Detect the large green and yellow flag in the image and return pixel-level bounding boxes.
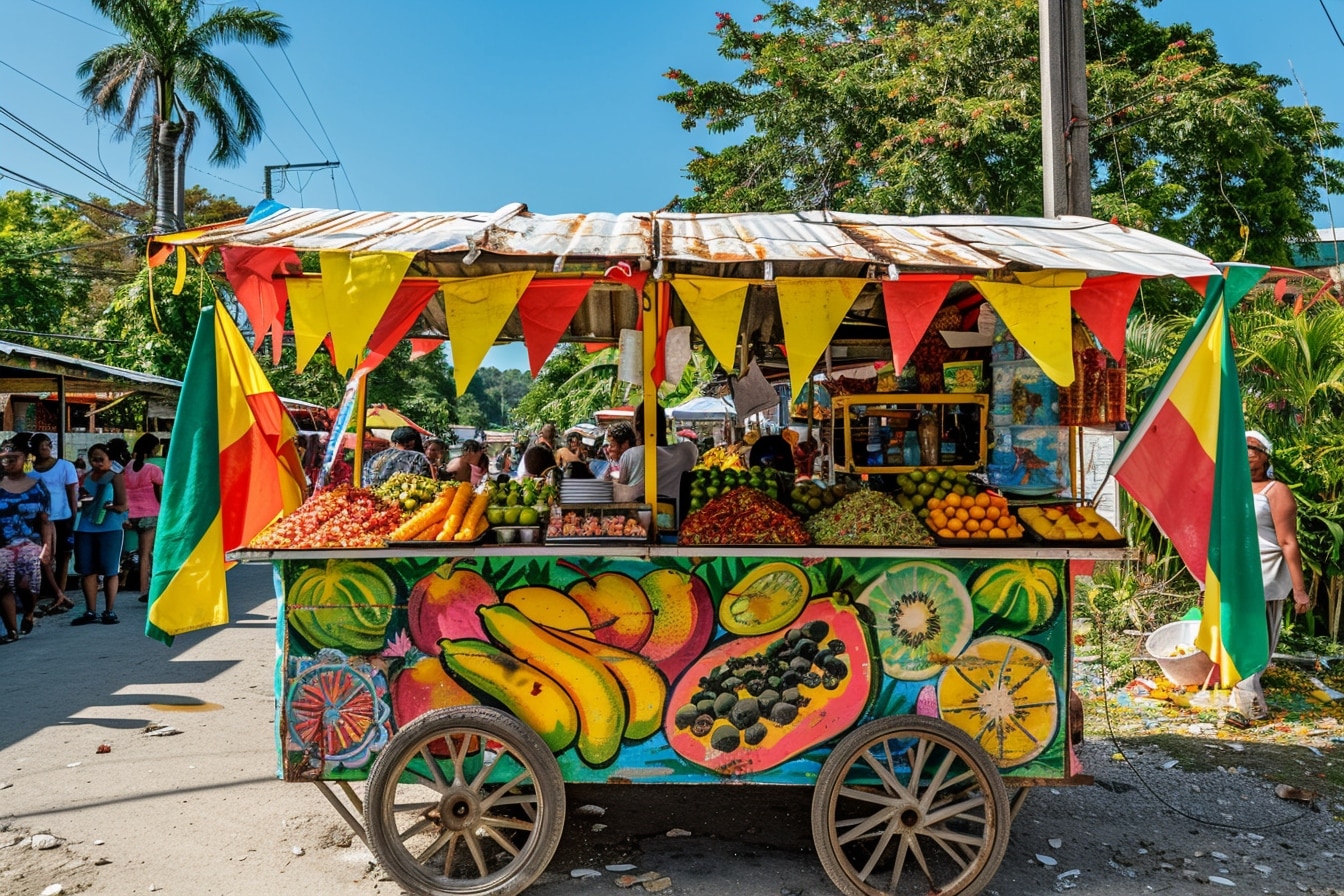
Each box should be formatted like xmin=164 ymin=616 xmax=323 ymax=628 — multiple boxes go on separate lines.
xmin=1107 ymin=263 xmax=1269 ymax=686
xmin=147 ymin=302 xmax=306 ymax=646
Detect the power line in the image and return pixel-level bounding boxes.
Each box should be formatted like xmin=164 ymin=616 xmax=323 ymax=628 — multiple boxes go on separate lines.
xmin=242 ymin=44 xmax=324 ymax=158
xmin=23 ymin=0 xmax=120 ymax=36
xmin=0 ymin=164 xmax=143 ymax=223
xmin=0 ymin=118 xmax=141 ymax=204
xmin=187 ymin=163 xmax=261 ymax=196
xmin=1319 ymin=0 xmax=1344 ymax=50
xmin=0 ymin=104 xmax=142 ymax=201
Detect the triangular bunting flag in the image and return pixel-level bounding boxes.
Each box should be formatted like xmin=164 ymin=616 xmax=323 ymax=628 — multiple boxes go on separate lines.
xmin=284 ymin=277 xmax=328 ymax=373
xmin=1184 ymin=275 xmax=1213 ymax=297
xmin=972 ymin=270 xmax=1086 ymax=386
xmin=1218 ymin=262 xmax=1269 ymax=308
xmin=409 ymin=338 xmax=445 ymax=359
xmin=220 ymin=247 xmax=301 ymax=352
xmin=356 ymin=279 xmax=443 ymax=375
xmin=775 ymin=278 xmax=867 ymax=398
xmin=881 ymin=275 xmax=964 ymax=372
xmin=517 ymin=279 xmax=595 ymax=376
xmin=319 ymin=251 xmax=416 ymax=374
xmin=1071 ymin=274 xmax=1142 ymax=361
xmin=672 ymin=277 xmax=753 ymax=372
xmin=441 ymin=271 xmax=535 ymax=394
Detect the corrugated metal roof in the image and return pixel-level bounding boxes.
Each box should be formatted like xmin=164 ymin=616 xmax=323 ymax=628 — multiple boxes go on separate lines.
xmin=0 ymin=339 xmax=182 ymax=395
xmin=159 ymin=205 xmax=1219 ymax=279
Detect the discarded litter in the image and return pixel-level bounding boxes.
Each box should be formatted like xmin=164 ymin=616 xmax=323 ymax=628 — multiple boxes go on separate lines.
xmin=1057 ymin=869 xmax=1081 ymax=879
xmin=1036 ymin=853 xmax=1058 ymax=867
xmin=1048 ymin=838 xmax=1063 ymax=848
xmin=606 ymin=864 xmax=637 ymax=872
xmin=574 ymin=804 xmax=606 ymax=817
xmin=41 ymin=885 xmax=63 ymax=896
xmin=65 ymin=762 xmax=80 ymax=768
xmin=1211 ymin=852 xmax=1228 ymax=860
xmin=1161 ymin=759 xmax=1179 ymax=770
xmin=570 ymin=869 xmax=601 ymax=879
xmin=1253 ymin=864 xmax=1271 ymax=874
xmin=644 ymin=878 xmax=672 ymax=893
xmin=666 ymin=828 xmax=692 ymax=837
xmin=1274 ymin=784 xmax=1318 ymax=803
xmin=291 ymin=846 xmax=304 ymax=856
xmin=591 ymin=824 xmax=607 ymax=832
xmin=1208 ymin=876 xmax=1236 ymax=886
xmin=95 ymin=745 xmax=111 ymax=755
xmin=144 ymin=725 xmax=181 ymax=738
xmin=31 ymin=835 xmax=58 ymax=850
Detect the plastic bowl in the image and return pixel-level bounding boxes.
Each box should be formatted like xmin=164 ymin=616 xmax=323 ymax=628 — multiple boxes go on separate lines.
xmin=517 ymin=527 xmax=538 ymax=544
xmin=495 ymin=527 xmax=518 ymax=544
xmin=1145 ymin=620 xmax=1217 ymax=687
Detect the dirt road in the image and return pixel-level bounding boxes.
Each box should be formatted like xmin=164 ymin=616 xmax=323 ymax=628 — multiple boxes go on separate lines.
xmin=2 ymin=564 xmax=1340 ymax=895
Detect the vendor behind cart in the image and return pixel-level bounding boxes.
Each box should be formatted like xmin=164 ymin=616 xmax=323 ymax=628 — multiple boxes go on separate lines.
xmin=618 ymin=402 xmax=698 ymax=502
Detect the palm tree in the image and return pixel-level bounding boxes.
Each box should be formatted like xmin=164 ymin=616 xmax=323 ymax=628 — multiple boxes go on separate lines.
xmin=77 ymin=0 xmax=290 ymax=231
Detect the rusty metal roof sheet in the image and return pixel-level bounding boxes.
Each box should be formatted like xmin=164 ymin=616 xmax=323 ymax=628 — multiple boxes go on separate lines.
xmin=159 ymin=205 xmax=1218 ymax=279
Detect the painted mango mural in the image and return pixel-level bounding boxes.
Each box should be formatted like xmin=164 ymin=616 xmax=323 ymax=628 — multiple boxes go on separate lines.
xmin=276 ymin=553 xmax=1069 ymax=784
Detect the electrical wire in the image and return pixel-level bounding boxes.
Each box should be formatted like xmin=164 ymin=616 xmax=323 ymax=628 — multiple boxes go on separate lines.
xmin=23 ymin=0 xmax=119 ymax=36
xmin=1318 ymin=0 xmax=1344 ymax=49
xmin=0 ymin=164 xmax=143 ymax=223
xmin=242 ymin=44 xmax=324 ymax=158
xmin=0 ymin=104 xmax=142 ymax=202
xmin=1092 ymin=614 xmax=1313 ymax=831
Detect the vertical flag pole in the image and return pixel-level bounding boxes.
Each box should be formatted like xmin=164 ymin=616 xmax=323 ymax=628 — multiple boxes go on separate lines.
xmin=352 ymin=373 xmax=369 ymax=488
xmin=642 ymin=281 xmax=663 ymax=508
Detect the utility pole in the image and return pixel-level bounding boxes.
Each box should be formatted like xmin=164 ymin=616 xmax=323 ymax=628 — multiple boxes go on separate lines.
xmin=263 ymin=161 xmax=340 ymax=200
xmin=1040 ymin=0 xmax=1091 ymax=218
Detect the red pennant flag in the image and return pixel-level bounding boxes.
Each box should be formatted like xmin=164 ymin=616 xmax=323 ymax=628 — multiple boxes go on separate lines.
xmin=1185 ymin=275 xmax=1213 ymax=297
xmin=517 ymin=279 xmax=596 ymax=375
xmin=269 ymin=279 xmax=289 ymax=366
xmin=881 ymin=275 xmax=966 ymax=371
xmin=356 ymin=279 xmax=442 ymax=374
xmin=603 ymin=262 xmax=649 ymax=297
xmin=221 ymin=247 xmax=301 ymax=351
xmin=1071 ymin=274 xmax=1142 ymax=361
xmin=146 ymin=241 xmax=174 ymax=268
xmin=410 ymin=338 xmax=445 ymax=359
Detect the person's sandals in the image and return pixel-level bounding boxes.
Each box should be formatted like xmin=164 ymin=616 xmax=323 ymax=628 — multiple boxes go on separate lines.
xmin=47 ymin=600 xmax=74 ymax=615
xmin=19 ymin=617 xmax=33 ymax=635
xmin=101 ymin=611 xmax=119 ymax=625
xmin=0 ymin=632 xmax=16 ymax=644
xmin=71 ymin=611 xmax=99 ymax=626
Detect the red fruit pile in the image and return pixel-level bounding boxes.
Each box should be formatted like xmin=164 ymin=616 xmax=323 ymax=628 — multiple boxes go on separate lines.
xmin=679 ymin=487 xmax=811 ymax=545
xmin=250 ymin=487 xmax=405 ymax=549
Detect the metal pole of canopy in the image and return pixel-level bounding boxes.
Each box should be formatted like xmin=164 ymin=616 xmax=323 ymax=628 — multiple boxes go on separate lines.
xmin=352 ymin=375 xmax=369 ymax=488
xmin=641 ymin=281 xmax=662 ymax=508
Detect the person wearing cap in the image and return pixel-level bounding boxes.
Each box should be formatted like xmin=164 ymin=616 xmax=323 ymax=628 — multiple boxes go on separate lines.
xmin=361 ymin=426 xmax=431 ymax=488
xmin=1235 ymin=429 xmax=1311 ymax=720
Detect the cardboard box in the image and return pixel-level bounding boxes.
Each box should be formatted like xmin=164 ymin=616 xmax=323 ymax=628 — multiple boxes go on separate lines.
xmin=943 ymin=360 xmax=984 ymax=393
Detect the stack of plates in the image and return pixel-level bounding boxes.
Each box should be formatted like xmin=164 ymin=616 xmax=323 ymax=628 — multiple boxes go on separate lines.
xmin=561 ymin=480 xmax=613 ymax=503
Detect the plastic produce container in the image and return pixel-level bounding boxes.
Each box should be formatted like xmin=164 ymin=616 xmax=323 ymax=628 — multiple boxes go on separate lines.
xmin=1146 ymin=620 xmax=1217 ymax=687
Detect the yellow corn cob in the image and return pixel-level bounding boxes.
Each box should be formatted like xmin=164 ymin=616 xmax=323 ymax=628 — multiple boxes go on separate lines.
xmin=389 ymin=485 xmax=456 ymax=541
xmin=454 ymin=490 xmax=491 ymax=541
xmin=436 ymin=483 xmax=474 ymax=541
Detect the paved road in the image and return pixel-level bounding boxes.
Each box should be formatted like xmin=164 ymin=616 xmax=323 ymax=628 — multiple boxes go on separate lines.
xmin=3 ymin=564 xmax=1337 ymax=895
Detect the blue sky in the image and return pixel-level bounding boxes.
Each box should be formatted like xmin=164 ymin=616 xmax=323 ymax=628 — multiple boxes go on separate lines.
xmin=4 ymin=0 xmax=1344 ymax=368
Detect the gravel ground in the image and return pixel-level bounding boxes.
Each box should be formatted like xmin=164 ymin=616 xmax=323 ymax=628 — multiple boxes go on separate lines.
xmin=2 ymin=565 xmax=1341 ymax=895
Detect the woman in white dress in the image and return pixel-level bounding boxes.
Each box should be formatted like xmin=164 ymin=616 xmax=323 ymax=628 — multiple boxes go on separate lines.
xmin=1233 ymin=430 xmax=1311 ymax=719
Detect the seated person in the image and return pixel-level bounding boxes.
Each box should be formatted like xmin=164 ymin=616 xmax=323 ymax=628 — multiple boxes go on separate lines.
xmin=556 ymin=432 xmax=588 ymax=467
xmin=521 ymin=445 xmax=558 ymax=480
xmin=620 ymin=402 xmax=698 ymax=500
xmin=445 ymin=439 xmax=486 ymax=486
xmin=361 ymin=426 xmax=431 ymax=487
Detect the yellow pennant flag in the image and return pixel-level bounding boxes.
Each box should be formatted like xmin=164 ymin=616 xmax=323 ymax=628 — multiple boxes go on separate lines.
xmin=441 ymin=271 xmax=535 ymax=394
xmin=320 ymin=251 xmax=416 ymax=374
xmin=284 ymin=277 xmax=329 ymax=373
xmin=971 ymin=270 xmax=1086 ymax=386
xmin=775 ymin=278 xmax=867 ymax=399
xmin=671 ymin=277 xmax=753 ymax=372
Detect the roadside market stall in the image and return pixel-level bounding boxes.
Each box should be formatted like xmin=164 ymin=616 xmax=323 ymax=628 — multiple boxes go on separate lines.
xmin=151 ymin=205 xmax=1222 ymax=896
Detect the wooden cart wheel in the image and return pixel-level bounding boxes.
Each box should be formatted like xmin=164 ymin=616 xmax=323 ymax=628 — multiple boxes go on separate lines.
xmin=363 ymin=706 xmax=566 ymax=896
xmin=812 ymin=715 xmax=1011 ymax=896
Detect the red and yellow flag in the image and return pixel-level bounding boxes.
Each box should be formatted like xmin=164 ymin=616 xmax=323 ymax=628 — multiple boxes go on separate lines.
xmin=1108 ymin=264 xmax=1269 ymax=685
xmin=147 ymin=302 xmax=306 ymax=645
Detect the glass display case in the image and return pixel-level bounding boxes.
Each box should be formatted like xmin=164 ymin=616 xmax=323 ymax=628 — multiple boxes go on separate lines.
xmin=830 ymin=393 xmax=989 ymax=474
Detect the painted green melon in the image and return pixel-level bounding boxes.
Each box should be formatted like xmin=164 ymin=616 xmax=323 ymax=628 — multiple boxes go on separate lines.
xmin=288 ymin=560 xmax=396 ymax=654
xmin=857 ymin=561 xmax=973 ymax=680
xmin=970 ymin=561 xmax=1060 ymax=635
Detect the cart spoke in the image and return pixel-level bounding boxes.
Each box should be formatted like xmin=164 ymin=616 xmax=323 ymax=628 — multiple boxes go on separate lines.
xmin=861 ymin=750 xmax=915 ymax=802
xmin=925 ymin=823 xmax=986 ymax=849
xmin=857 ymin=815 xmax=898 ymax=882
xmin=391 ymin=799 xmax=438 ymax=815
xmin=480 ymin=813 xmax=536 ymax=833
xmin=836 ymin=806 xmax=894 ymax=846
xmin=463 ymin=824 xmax=490 ymax=876
xmin=837 ymin=784 xmax=900 ymax=808
xmin=906 ymin=826 xmax=934 ymax=882
xmin=919 ymin=748 xmax=956 ymax=810
xmin=440 ymin=831 xmax=459 ymax=876
xmin=924 ymin=793 xmax=985 ymax=827
xmin=397 ymin=815 xmax=436 ymax=841
xmin=478 ymin=769 xmax=532 ymax=813
xmin=418 ymin=745 xmax=451 ymax=790
xmin=471 ymin=744 xmax=511 ymax=791
xmin=886 ymin=830 xmax=912 ymax=892
xmin=414 ymin=827 xmax=454 ymax=863
xmin=481 ymin=821 xmax=523 ymax=856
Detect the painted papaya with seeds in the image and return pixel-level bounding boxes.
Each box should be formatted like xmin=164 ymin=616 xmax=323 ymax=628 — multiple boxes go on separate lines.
xmin=665 ymin=594 xmax=874 ymax=775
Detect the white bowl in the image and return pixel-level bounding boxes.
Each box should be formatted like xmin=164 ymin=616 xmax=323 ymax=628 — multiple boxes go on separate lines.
xmin=518 ymin=527 xmax=538 ymax=544
xmin=495 ymin=527 xmax=518 ymax=544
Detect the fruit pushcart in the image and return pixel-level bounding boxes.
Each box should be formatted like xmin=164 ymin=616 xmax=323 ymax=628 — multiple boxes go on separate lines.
xmin=154 ymin=206 xmax=1221 ymax=896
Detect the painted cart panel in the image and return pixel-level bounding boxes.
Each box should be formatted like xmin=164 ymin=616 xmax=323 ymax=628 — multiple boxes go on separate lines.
xmin=275 ymin=553 xmax=1069 ymax=785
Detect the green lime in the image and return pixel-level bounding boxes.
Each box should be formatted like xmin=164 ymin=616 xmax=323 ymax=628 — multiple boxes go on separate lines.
xmin=910 ymin=493 xmax=926 ymax=509
xmin=901 ymin=480 xmax=917 ymax=497
xmin=518 ymin=507 xmax=540 ymax=526
xmin=503 ymin=506 xmax=522 ymax=525
xmin=916 ymin=482 xmax=934 ymax=497
xmin=907 ymin=470 xmax=924 ymax=483
xmin=486 ymin=507 xmax=506 ymax=525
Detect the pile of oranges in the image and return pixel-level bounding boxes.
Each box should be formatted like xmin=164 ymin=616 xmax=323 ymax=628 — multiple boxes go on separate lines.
xmin=926 ymin=492 xmax=1024 ymax=540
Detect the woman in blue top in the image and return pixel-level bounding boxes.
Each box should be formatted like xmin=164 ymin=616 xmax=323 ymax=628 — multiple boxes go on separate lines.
xmin=72 ymin=443 xmax=129 ymax=626
xmin=1 ymin=438 xmax=52 ymax=642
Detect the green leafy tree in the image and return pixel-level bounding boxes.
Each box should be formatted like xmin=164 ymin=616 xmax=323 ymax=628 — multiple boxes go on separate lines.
xmin=466 ymin=366 xmax=533 ymax=429
xmin=0 ymin=191 xmax=92 ymax=335
xmin=78 ymin=0 xmax=290 ymax=230
xmin=661 ymin=0 xmax=1340 ymax=267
